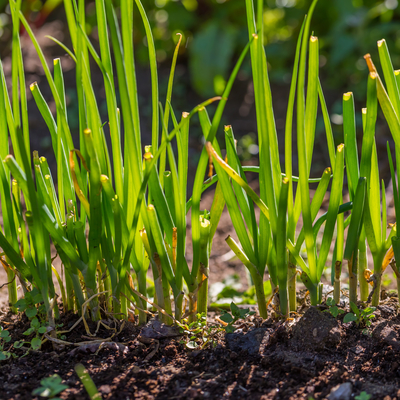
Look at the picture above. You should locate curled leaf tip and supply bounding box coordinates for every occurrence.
[364,54,377,73]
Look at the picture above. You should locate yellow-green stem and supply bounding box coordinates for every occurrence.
[6,267,18,314]
[371,272,382,307]
[333,261,341,304]
[288,261,297,312]
[137,269,147,324]
[358,238,369,302]
[348,253,358,304]
[65,272,75,313]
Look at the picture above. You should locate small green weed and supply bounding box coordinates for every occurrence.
[31,374,68,399]
[324,297,345,318]
[0,325,16,361]
[13,289,49,352]
[179,312,221,350]
[355,391,372,400]
[343,302,376,334]
[14,288,45,319]
[14,317,47,351]
[219,302,255,334]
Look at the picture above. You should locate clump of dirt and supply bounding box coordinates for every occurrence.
[290,306,343,351]
[1,298,400,400]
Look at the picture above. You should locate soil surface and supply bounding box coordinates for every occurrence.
[1,296,400,400]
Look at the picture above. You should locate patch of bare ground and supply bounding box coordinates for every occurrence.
[1,297,400,399]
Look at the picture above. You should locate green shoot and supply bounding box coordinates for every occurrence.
[31,374,69,399]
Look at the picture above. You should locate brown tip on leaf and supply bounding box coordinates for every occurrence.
[364,54,377,73]
[224,125,232,130]
[370,71,377,80]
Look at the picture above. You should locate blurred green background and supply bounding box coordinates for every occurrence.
[0,0,399,99]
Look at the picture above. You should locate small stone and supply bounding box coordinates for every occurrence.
[328,382,352,400]
[99,385,111,394]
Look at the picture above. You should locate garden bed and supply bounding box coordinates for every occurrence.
[1,296,399,400]
[2,2,400,399]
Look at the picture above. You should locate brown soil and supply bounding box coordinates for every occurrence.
[1,297,400,400]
